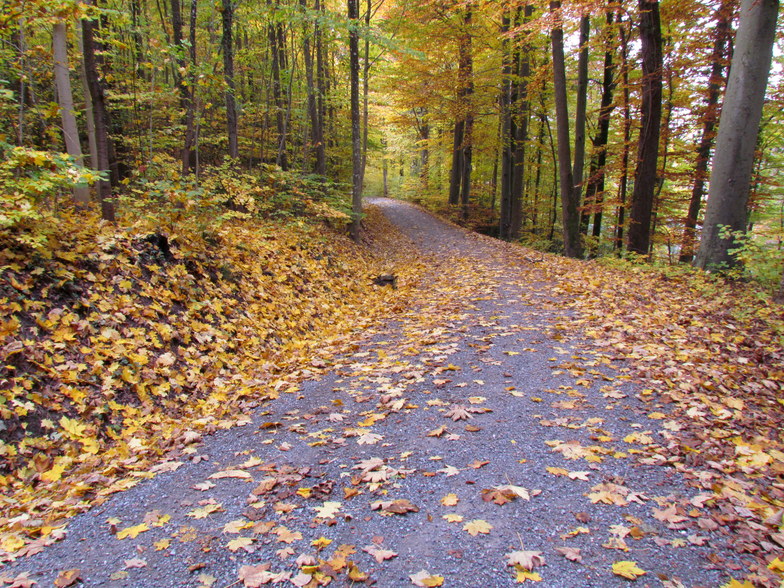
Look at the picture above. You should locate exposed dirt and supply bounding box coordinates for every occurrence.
[0,199,754,587]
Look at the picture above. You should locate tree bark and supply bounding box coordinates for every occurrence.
[679,0,733,262]
[626,0,663,256]
[53,20,90,205]
[694,0,778,270]
[349,0,362,239]
[81,15,115,221]
[182,0,198,174]
[584,8,616,241]
[550,0,582,258]
[615,13,632,250]
[222,0,238,159]
[572,14,589,219]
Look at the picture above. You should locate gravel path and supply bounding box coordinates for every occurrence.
[2,199,747,587]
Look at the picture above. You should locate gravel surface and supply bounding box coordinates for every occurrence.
[2,198,748,587]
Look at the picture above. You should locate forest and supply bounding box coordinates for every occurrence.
[1,0,784,585]
[0,0,782,275]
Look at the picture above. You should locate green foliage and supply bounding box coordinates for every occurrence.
[0,143,100,249]
[722,226,784,291]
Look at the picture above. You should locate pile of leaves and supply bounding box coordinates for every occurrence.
[525,254,784,577]
[0,180,415,556]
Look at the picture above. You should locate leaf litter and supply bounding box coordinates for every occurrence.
[0,199,781,586]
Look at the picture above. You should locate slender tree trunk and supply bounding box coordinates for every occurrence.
[449,120,464,205]
[348,0,362,239]
[313,0,327,174]
[75,22,98,170]
[510,5,532,240]
[615,14,631,250]
[222,0,238,159]
[679,0,733,262]
[360,0,370,188]
[459,7,474,221]
[572,14,589,220]
[81,15,115,221]
[182,0,198,174]
[53,21,90,205]
[694,0,778,270]
[626,0,663,256]
[584,8,616,241]
[301,0,320,174]
[499,10,514,239]
[550,0,582,258]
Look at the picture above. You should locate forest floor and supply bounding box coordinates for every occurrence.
[2,198,783,587]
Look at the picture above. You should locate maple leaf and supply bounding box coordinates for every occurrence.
[612,560,646,580]
[506,550,545,571]
[154,538,171,551]
[444,405,473,421]
[371,499,419,515]
[410,570,444,587]
[223,519,251,534]
[555,546,582,562]
[653,504,688,525]
[238,564,273,588]
[187,502,224,519]
[227,537,256,553]
[362,544,398,563]
[273,526,302,543]
[209,469,252,480]
[54,569,81,587]
[440,493,459,506]
[463,519,492,536]
[314,501,342,519]
[116,523,149,540]
[357,432,383,445]
[124,558,147,568]
[443,513,463,523]
[427,425,448,437]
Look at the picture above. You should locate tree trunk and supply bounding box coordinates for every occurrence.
[349,0,362,239]
[53,21,90,205]
[679,0,733,262]
[449,120,464,206]
[499,9,513,239]
[222,0,238,159]
[458,7,473,221]
[550,0,582,258]
[585,8,616,241]
[694,0,778,270]
[360,0,370,188]
[313,0,327,174]
[510,5,532,240]
[626,0,663,256]
[572,14,589,220]
[301,0,320,174]
[615,13,632,251]
[81,15,115,222]
[182,0,198,174]
[76,22,98,170]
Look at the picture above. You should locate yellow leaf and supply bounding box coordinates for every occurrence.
[116,523,149,540]
[311,536,333,550]
[153,538,170,551]
[59,416,86,439]
[0,534,25,552]
[611,561,646,580]
[227,537,255,552]
[514,570,542,583]
[440,493,459,506]
[41,461,67,483]
[463,519,492,536]
[442,513,463,523]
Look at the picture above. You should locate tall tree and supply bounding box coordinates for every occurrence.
[81,13,115,221]
[221,0,238,159]
[550,0,582,258]
[349,0,362,239]
[52,20,90,205]
[448,4,474,216]
[584,7,616,241]
[694,0,779,270]
[572,14,589,217]
[679,0,734,262]
[626,0,663,256]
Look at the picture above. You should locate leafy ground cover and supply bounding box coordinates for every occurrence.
[0,197,782,587]
[0,178,421,559]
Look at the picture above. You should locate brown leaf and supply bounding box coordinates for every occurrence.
[54,569,82,588]
[555,546,582,562]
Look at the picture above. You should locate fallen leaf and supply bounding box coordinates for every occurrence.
[555,546,582,562]
[410,570,444,587]
[54,569,82,587]
[362,544,398,563]
[506,550,545,570]
[612,560,646,580]
[463,519,492,536]
[441,493,459,506]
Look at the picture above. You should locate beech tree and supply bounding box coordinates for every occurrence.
[694,0,779,271]
[349,0,362,239]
